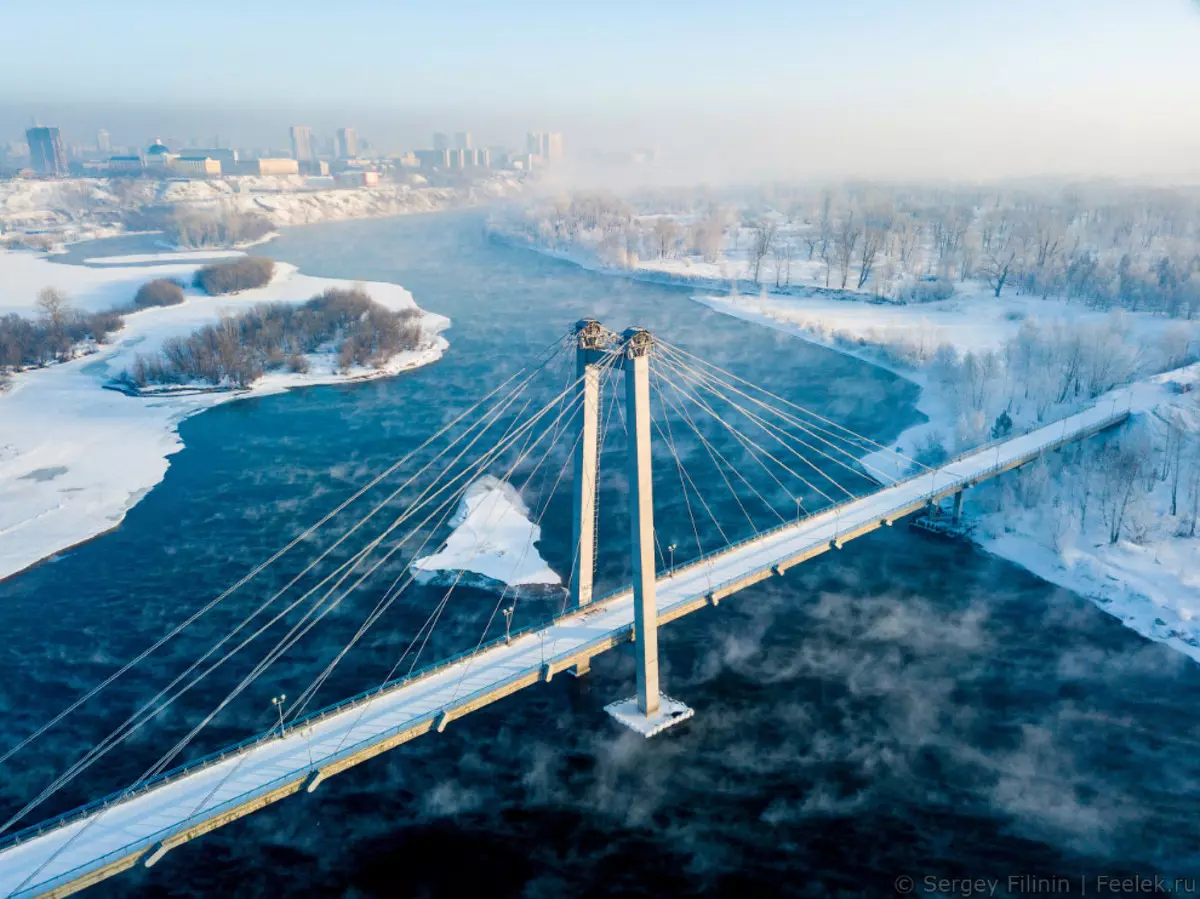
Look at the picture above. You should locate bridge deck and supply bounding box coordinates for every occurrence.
[0,401,1128,898]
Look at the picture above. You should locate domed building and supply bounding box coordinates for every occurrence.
[145,139,175,170]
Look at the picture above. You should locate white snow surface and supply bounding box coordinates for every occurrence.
[82,250,247,265]
[0,400,1128,898]
[971,366,1200,662]
[693,289,1200,663]
[0,249,449,582]
[411,475,561,589]
[1,175,527,252]
[694,285,1196,365]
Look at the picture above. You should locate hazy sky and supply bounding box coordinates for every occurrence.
[3,0,1199,179]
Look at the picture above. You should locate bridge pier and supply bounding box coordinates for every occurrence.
[143,841,171,868]
[952,488,964,525]
[570,320,606,612]
[569,320,608,678]
[604,328,693,737]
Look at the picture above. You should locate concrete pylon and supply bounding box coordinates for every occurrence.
[952,489,964,525]
[623,329,660,715]
[570,320,606,612]
[602,327,694,737]
[569,320,608,679]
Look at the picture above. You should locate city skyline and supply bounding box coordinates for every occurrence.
[1,0,1199,178]
[1,118,567,179]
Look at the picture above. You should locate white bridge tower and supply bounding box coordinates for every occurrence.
[570,320,694,737]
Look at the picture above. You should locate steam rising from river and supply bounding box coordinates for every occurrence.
[5,217,1200,897]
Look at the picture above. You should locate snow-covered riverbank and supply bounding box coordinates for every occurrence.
[0,249,449,582]
[693,289,1200,663]
[513,238,1200,663]
[2,174,526,252]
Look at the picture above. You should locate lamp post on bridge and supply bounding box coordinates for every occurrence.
[502,606,515,644]
[667,543,677,572]
[271,694,287,739]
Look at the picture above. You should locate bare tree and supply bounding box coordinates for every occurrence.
[832,211,862,289]
[772,241,794,287]
[1164,412,1187,517]
[36,287,70,329]
[1188,445,1200,537]
[1099,437,1148,544]
[749,220,777,283]
[856,214,891,290]
[36,288,72,359]
[652,218,682,259]
[691,217,724,262]
[980,245,1018,297]
[892,216,922,268]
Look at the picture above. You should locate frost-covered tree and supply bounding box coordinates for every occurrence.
[748,220,777,283]
[831,211,862,290]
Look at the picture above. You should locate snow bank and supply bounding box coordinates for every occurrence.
[694,288,1200,665]
[0,249,449,582]
[970,367,1200,662]
[82,250,247,265]
[1,174,526,253]
[695,286,1193,363]
[410,475,561,591]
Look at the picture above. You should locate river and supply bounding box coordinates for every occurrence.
[3,212,1200,897]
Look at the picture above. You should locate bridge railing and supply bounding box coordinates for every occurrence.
[0,576,631,853]
[0,404,1130,865]
[683,406,1130,604]
[0,625,631,894]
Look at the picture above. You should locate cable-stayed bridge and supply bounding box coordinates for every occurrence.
[0,321,1129,898]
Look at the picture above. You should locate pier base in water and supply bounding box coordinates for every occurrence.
[604,694,694,738]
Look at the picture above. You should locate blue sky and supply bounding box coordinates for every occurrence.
[2,0,1199,177]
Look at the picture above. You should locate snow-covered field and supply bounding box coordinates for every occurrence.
[692,288,1200,663]
[411,475,561,591]
[0,249,449,582]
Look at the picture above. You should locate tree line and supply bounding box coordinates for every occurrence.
[166,211,276,250]
[1,264,413,394]
[121,288,425,389]
[193,257,276,295]
[0,288,121,372]
[0,258,273,375]
[506,182,1200,318]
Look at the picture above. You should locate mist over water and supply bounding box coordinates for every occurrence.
[2,213,1199,896]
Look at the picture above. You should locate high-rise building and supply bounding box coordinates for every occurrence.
[96,129,111,154]
[527,131,565,162]
[289,126,313,162]
[336,127,358,159]
[454,132,472,150]
[414,149,450,168]
[26,127,67,175]
[433,132,449,151]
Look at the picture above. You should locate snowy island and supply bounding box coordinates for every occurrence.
[411,475,562,593]
[0,248,449,582]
